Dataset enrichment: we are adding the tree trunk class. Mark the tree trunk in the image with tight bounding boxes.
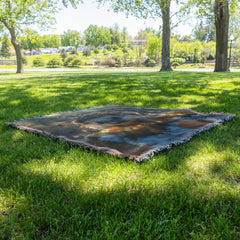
[214,0,229,72]
[9,27,24,73]
[160,0,172,71]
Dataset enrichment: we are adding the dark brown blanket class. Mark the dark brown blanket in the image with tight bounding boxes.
[5,105,235,161]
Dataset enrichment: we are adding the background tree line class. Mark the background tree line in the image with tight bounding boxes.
[0,0,239,73]
[1,25,240,68]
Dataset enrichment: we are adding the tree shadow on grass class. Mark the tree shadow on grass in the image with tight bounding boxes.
[0,141,240,239]
[0,71,240,239]
[1,71,239,169]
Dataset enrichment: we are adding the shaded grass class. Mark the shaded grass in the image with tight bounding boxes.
[0,71,239,239]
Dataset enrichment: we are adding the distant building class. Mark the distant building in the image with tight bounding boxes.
[132,40,147,47]
[58,46,75,53]
[39,48,58,54]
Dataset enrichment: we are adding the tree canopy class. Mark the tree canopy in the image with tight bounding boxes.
[0,0,83,73]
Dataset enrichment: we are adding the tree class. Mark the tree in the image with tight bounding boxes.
[0,0,60,73]
[84,25,111,47]
[146,36,162,63]
[20,29,42,51]
[193,21,215,42]
[1,36,11,59]
[134,28,154,44]
[121,27,129,44]
[214,0,229,71]
[96,0,177,71]
[188,0,239,72]
[0,0,82,73]
[61,30,83,49]
[109,24,121,45]
[229,5,240,40]
[40,34,61,48]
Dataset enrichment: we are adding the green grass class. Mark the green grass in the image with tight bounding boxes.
[0,71,239,239]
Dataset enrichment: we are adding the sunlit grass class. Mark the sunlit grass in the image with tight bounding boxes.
[0,71,239,239]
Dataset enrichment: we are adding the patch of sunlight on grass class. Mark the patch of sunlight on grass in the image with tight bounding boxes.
[22,159,87,190]
[105,95,117,102]
[1,72,240,239]
[8,100,21,105]
[0,193,11,221]
[0,190,28,222]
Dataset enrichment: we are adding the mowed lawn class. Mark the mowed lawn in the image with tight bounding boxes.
[0,71,239,239]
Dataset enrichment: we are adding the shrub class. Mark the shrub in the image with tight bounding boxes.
[103,49,108,55]
[171,62,180,68]
[102,57,116,67]
[114,49,124,55]
[106,44,112,51]
[112,44,119,51]
[33,56,45,67]
[60,49,68,60]
[82,49,91,57]
[112,55,123,67]
[144,58,156,67]
[64,56,75,66]
[133,58,143,67]
[123,53,130,67]
[122,47,128,53]
[94,58,101,66]
[70,48,78,55]
[71,57,83,67]
[47,57,62,68]
[94,48,99,54]
[170,58,185,65]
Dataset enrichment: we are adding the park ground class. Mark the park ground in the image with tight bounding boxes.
[0,71,240,239]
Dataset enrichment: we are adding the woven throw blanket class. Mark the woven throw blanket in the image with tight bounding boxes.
[5,105,235,162]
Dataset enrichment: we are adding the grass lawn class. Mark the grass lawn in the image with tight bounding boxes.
[0,71,239,239]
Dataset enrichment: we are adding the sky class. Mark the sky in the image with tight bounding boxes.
[40,1,195,37]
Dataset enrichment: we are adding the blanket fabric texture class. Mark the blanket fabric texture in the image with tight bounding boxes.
[5,105,235,162]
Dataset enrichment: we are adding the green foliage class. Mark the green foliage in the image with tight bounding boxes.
[71,57,83,67]
[93,48,100,54]
[60,49,68,60]
[171,39,216,62]
[144,58,156,67]
[112,55,123,67]
[171,62,180,68]
[70,48,78,55]
[64,55,76,66]
[106,44,112,51]
[103,49,108,55]
[40,34,61,48]
[112,43,119,51]
[61,30,83,49]
[94,58,101,66]
[33,56,45,67]
[84,25,111,47]
[114,49,124,55]
[109,24,121,45]
[146,36,161,63]
[0,37,11,59]
[0,72,240,239]
[193,21,215,42]
[19,29,42,51]
[82,49,91,57]
[0,0,59,32]
[135,28,154,42]
[47,57,63,68]
[122,47,128,53]
[133,58,144,67]
[64,55,83,67]
[170,58,186,65]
